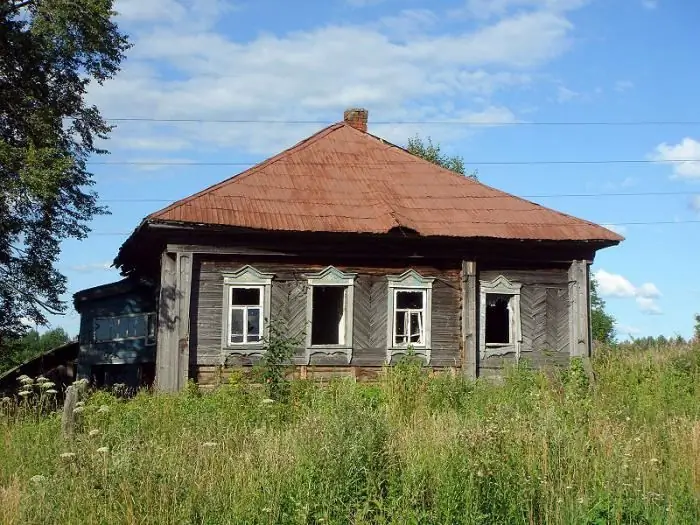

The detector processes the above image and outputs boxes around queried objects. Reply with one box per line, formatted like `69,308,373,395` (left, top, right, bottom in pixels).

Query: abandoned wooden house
73,108,622,390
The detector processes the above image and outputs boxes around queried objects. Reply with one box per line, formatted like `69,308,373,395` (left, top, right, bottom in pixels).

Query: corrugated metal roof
147,121,623,243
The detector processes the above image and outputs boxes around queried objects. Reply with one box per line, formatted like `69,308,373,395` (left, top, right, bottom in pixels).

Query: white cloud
651,137,700,179
462,0,589,19
691,195,700,213
601,223,626,236
68,262,113,273
594,269,662,315
614,80,634,92
615,323,641,338
641,0,657,9
556,85,580,102
636,297,662,315
89,2,583,156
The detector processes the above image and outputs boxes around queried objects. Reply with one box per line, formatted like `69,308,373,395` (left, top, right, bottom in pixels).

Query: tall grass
2,346,700,524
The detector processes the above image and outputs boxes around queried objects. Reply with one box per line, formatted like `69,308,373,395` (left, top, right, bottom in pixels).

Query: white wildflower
1,396,11,403
202,442,218,448
261,398,275,405
75,401,85,408
20,377,34,385
566,485,573,490
39,381,55,390
36,376,48,384
88,429,100,437
73,406,85,414
96,447,109,454
18,390,31,397
30,475,46,483
17,374,30,382
650,458,659,463
97,405,110,414
60,452,76,460
45,389,57,395
262,507,271,513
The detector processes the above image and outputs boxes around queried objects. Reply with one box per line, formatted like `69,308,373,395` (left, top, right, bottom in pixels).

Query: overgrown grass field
2,347,700,524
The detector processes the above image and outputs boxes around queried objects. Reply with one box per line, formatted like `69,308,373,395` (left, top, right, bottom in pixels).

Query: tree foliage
590,277,616,344
0,327,71,374
0,0,130,339
406,135,478,179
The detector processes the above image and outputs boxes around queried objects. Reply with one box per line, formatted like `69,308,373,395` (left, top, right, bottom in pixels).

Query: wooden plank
167,244,295,257
176,253,193,389
568,260,591,358
155,252,178,391
461,261,477,380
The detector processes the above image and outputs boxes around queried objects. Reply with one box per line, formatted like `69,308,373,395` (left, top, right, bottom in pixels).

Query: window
311,286,346,345
387,270,434,363
222,266,274,350
228,286,263,344
393,290,426,346
479,275,522,359
304,266,356,362
485,294,512,345
94,313,156,344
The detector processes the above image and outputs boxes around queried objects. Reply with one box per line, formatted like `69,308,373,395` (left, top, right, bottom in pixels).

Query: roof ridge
148,122,347,220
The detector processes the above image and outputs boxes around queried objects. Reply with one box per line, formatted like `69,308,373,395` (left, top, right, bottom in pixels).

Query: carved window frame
303,266,356,363
479,275,522,359
221,265,274,355
386,270,434,364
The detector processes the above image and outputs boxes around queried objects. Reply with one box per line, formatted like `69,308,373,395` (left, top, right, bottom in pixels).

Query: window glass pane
230,308,244,342
94,319,114,342
396,290,423,309
248,308,261,338
485,293,511,344
129,315,148,338
394,310,407,345
409,312,423,343
231,288,261,306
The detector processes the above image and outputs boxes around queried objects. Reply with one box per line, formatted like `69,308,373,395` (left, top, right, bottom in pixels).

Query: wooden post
155,251,194,392
568,260,591,358
61,385,78,439
156,252,178,391
461,260,477,380
176,252,193,390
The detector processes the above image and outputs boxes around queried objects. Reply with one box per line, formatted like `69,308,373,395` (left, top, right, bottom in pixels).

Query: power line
83,220,700,236
87,158,700,167
98,190,700,204
102,117,700,126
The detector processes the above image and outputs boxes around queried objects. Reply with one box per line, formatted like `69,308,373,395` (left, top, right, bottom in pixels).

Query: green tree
406,135,478,179
693,314,700,344
0,1,130,340
590,277,615,344
0,327,71,374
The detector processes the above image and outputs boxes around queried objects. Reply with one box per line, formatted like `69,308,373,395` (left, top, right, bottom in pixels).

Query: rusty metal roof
147,122,623,243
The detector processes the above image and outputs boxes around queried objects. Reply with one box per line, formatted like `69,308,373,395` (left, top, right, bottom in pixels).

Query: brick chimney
343,108,368,132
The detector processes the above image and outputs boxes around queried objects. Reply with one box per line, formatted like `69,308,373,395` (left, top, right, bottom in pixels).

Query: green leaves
0,0,129,338
405,134,478,180
590,277,616,344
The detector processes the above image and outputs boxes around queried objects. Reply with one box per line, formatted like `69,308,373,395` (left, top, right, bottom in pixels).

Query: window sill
481,344,518,358
306,345,352,363
222,344,265,355
387,347,431,364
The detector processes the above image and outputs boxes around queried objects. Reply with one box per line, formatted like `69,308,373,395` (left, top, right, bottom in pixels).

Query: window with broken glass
393,289,426,346
228,286,263,344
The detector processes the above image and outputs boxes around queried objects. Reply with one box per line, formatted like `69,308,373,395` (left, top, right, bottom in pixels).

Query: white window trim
303,266,356,364
387,270,434,364
221,265,274,354
93,312,157,345
479,275,522,360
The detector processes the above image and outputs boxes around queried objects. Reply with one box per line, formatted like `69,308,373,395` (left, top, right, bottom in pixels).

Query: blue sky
48,0,700,340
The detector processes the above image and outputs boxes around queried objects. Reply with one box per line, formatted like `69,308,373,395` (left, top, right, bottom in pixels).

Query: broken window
485,293,512,345
94,313,156,343
228,286,263,344
310,286,346,345
393,290,425,346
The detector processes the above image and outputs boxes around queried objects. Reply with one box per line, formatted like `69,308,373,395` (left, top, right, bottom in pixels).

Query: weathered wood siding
190,258,461,369
479,268,570,373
